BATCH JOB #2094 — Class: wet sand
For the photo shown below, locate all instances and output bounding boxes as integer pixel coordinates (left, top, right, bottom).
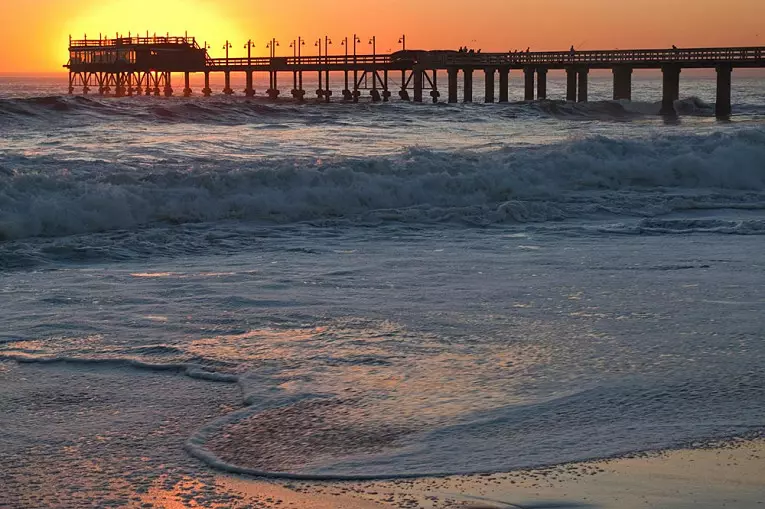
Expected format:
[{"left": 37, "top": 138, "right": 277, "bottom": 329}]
[{"left": 203, "top": 438, "right": 765, "bottom": 509}]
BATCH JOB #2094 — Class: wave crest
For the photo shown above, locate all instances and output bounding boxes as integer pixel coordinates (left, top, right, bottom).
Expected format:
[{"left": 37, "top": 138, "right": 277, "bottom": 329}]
[{"left": 2, "top": 129, "right": 765, "bottom": 240}]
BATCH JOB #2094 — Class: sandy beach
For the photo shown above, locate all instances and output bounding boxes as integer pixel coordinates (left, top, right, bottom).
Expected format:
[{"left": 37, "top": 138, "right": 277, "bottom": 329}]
[{"left": 132, "top": 438, "right": 765, "bottom": 509}]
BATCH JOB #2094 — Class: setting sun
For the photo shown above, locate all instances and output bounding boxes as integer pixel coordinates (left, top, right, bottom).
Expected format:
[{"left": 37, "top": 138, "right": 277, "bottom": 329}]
[{"left": 62, "top": 0, "right": 248, "bottom": 55}]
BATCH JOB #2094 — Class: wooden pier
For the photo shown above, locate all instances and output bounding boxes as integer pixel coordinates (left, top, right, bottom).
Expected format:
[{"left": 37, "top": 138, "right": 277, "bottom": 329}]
[{"left": 65, "top": 34, "right": 765, "bottom": 117}]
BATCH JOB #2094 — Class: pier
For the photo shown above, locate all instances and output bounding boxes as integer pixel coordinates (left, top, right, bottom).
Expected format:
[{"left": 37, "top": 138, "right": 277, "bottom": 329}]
[{"left": 65, "top": 34, "right": 765, "bottom": 117}]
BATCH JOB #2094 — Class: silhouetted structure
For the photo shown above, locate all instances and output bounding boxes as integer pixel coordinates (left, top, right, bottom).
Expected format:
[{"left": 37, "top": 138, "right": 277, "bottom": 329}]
[{"left": 65, "top": 35, "right": 765, "bottom": 117}]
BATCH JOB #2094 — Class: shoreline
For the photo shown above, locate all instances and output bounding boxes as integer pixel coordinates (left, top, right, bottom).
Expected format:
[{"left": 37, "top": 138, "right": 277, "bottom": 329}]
[{"left": 188, "top": 437, "right": 765, "bottom": 509}]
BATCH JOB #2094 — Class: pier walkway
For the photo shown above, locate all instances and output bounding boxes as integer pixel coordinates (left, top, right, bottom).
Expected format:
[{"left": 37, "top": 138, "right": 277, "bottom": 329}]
[{"left": 65, "top": 35, "right": 765, "bottom": 117}]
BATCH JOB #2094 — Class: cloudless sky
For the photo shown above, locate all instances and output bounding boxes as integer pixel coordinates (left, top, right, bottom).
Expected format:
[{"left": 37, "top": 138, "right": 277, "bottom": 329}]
[{"left": 2, "top": 0, "right": 765, "bottom": 71}]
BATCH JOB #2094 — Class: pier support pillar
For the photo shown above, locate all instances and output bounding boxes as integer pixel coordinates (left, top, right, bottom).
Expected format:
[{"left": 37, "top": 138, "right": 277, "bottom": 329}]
[
  {"left": 115, "top": 73, "right": 125, "bottom": 98},
  {"left": 183, "top": 72, "right": 192, "bottom": 97},
  {"left": 414, "top": 69, "right": 424, "bottom": 102},
  {"left": 268, "top": 72, "right": 281, "bottom": 100},
  {"left": 325, "top": 70, "right": 332, "bottom": 103},
  {"left": 566, "top": 68, "right": 577, "bottom": 101},
  {"left": 127, "top": 74, "right": 134, "bottom": 97},
  {"left": 317, "top": 69, "right": 324, "bottom": 100},
  {"left": 431, "top": 70, "right": 440, "bottom": 103},
  {"left": 203, "top": 72, "right": 212, "bottom": 97},
  {"left": 613, "top": 66, "right": 633, "bottom": 101},
  {"left": 498, "top": 68, "right": 509, "bottom": 103},
  {"left": 292, "top": 72, "right": 306, "bottom": 102},
  {"left": 715, "top": 64, "right": 732, "bottom": 118},
  {"left": 382, "top": 70, "right": 391, "bottom": 102},
  {"left": 524, "top": 67, "right": 535, "bottom": 101},
  {"left": 223, "top": 71, "right": 234, "bottom": 95},
  {"left": 484, "top": 68, "right": 495, "bottom": 103},
  {"left": 163, "top": 72, "right": 173, "bottom": 97},
  {"left": 463, "top": 68, "right": 473, "bottom": 103},
  {"left": 245, "top": 71, "right": 255, "bottom": 97},
  {"left": 537, "top": 67, "right": 548, "bottom": 100},
  {"left": 82, "top": 73, "right": 91, "bottom": 95},
  {"left": 577, "top": 68, "right": 589, "bottom": 102},
  {"left": 448, "top": 68, "right": 459, "bottom": 103},
  {"left": 153, "top": 72, "right": 160, "bottom": 96},
  {"left": 660, "top": 64, "right": 681, "bottom": 115}
]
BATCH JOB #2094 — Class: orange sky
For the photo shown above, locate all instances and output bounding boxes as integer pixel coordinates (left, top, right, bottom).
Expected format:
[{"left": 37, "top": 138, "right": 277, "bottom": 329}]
[{"left": 2, "top": 0, "right": 765, "bottom": 72}]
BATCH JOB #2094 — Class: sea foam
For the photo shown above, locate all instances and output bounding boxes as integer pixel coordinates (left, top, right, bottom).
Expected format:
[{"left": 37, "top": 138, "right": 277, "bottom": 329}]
[{"left": 2, "top": 129, "right": 765, "bottom": 240}]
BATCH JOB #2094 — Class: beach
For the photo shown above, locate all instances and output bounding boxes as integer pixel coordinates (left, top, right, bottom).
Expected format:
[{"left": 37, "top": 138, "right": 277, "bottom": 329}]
[{"left": 218, "top": 438, "right": 765, "bottom": 509}]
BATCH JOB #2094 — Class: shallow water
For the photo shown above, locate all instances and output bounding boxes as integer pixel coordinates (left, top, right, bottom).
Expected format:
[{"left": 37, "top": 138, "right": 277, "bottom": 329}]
[{"left": 1, "top": 73, "right": 764, "bottom": 489}]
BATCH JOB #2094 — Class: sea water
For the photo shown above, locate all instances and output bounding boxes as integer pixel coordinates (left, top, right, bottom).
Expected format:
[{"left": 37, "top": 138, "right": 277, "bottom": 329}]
[{"left": 1, "top": 71, "right": 764, "bottom": 502}]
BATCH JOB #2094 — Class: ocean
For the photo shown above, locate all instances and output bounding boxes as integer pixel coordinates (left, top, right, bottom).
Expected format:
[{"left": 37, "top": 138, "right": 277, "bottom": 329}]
[{"left": 1, "top": 71, "right": 764, "bottom": 505}]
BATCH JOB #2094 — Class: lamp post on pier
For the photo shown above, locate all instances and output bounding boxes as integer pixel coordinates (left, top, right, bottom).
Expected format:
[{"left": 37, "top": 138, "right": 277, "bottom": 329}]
[
  {"left": 290, "top": 37, "right": 306, "bottom": 101},
  {"left": 223, "top": 40, "right": 232, "bottom": 66},
  {"left": 202, "top": 41, "right": 212, "bottom": 96},
  {"left": 244, "top": 39, "right": 256, "bottom": 97},
  {"left": 399, "top": 34, "right": 406, "bottom": 51},
  {"left": 290, "top": 37, "right": 305, "bottom": 59},
  {"left": 341, "top": 37, "right": 351, "bottom": 99},
  {"left": 266, "top": 39, "right": 280, "bottom": 99},
  {"left": 222, "top": 40, "right": 233, "bottom": 95},
  {"left": 369, "top": 36, "right": 378, "bottom": 94},
  {"left": 244, "top": 39, "right": 255, "bottom": 67},
  {"left": 266, "top": 38, "right": 279, "bottom": 58}
]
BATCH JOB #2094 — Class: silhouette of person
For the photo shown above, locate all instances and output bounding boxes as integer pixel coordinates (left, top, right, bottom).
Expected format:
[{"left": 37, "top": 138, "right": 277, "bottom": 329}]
[{"left": 672, "top": 45, "right": 678, "bottom": 50}]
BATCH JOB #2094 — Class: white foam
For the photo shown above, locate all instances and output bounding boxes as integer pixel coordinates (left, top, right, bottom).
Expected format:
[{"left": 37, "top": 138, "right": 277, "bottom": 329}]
[{"left": 2, "top": 128, "right": 765, "bottom": 240}]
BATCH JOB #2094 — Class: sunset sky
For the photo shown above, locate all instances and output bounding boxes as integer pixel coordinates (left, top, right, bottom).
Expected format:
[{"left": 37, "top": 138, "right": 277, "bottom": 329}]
[{"left": 2, "top": 0, "right": 765, "bottom": 72}]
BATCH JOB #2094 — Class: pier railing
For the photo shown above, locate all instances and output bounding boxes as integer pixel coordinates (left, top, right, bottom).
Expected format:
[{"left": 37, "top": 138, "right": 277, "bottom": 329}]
[
  {"left": 70, "top": 36, "right": 199, "bottom": 48},
  {"left": 204, "top": 47, "right": 765, "bottom": 70},
  {"left": 207, "top": 54, "right": 394, "bottom": 68},
  {"left": 436, "top": 47, "right": 765, "bottom": 67}
]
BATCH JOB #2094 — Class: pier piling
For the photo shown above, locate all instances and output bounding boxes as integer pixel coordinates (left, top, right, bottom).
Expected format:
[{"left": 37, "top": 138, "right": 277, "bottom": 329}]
[
  {"left": 448, "top": 68, "right": 458, "bottom": 103},
  {"left": 498, "top": 68, "right": 509, "bottom": 103},
  {"left": 537, "top": 67, "right": 548, "bottom": 100},
  {"left": 223, "top": 71, "right": 233, "bottom": 95},
  {"left": 463, "top": 68, "right": 474, "bottom": 103},
  {"left": 660, "top": 64, "right": 681, "bottom": 115},
  {"left": 613, "top": 66, "right": 632, "bottom": 101},
  {"left": 577, "top": 68, "right": 588, "bottom": 102},
  {"left": 524, "top": 67, "right": 535, "bottom": 101},
  {"left": 484, "top": 68, "right": 495, "bottom": 103},
  {"left": 566, "top": 67, "right": 577, "bottom": 101},
  {"left": 716, "top": 64, "right": 732, "bottom": 118}
]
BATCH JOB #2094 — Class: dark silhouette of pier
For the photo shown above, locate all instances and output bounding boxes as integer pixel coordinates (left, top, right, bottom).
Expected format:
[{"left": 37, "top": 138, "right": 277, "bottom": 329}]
[{"left": 65, "top": 34, "right": 765, "bottom": 117}]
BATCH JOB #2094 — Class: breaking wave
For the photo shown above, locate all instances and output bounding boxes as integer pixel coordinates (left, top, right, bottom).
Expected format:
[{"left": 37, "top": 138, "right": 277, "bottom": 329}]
[
  {"left": 0, "top": 94, "right": 742, "bottom": 125},
  {"left": 2, "top": 128, "right": 765, "bottom": 241}
]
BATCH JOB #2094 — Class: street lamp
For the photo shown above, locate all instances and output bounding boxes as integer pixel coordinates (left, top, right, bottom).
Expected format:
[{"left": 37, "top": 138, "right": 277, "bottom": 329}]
[
  {"left": 244, "top": 39, "right": 255, "bottom": 66},
  {"left": 399, "top": 35, "right": 406, "bottom": 51},
  {"left": 290, "top": 37, "right": 305, "bottom": 59},
  {"left": 223, "top": 40, "right": 232, "bottom": 66},
  {"left": 341, "top": 37, "right": 349, "bottom": 63},
  {"left": 266, "top": 38, "right": 279, "bottom": 58},
  {"left": 315, "top": 37, "right": 331, "bottom": 58},
  {"left": 369, "top": 36, "right": 376, "bottom": 63}
]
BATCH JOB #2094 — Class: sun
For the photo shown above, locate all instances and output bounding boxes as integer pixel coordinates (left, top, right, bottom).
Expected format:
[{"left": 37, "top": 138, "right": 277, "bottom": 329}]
[{"left": 62, "top": 0, "right": 248, "bottom": 57}]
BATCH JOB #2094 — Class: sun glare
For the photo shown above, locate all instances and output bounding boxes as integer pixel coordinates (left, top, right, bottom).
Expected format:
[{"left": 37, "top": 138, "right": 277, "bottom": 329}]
[{"left": 63, "top": 0, "right": 248, "bottom": 57}]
